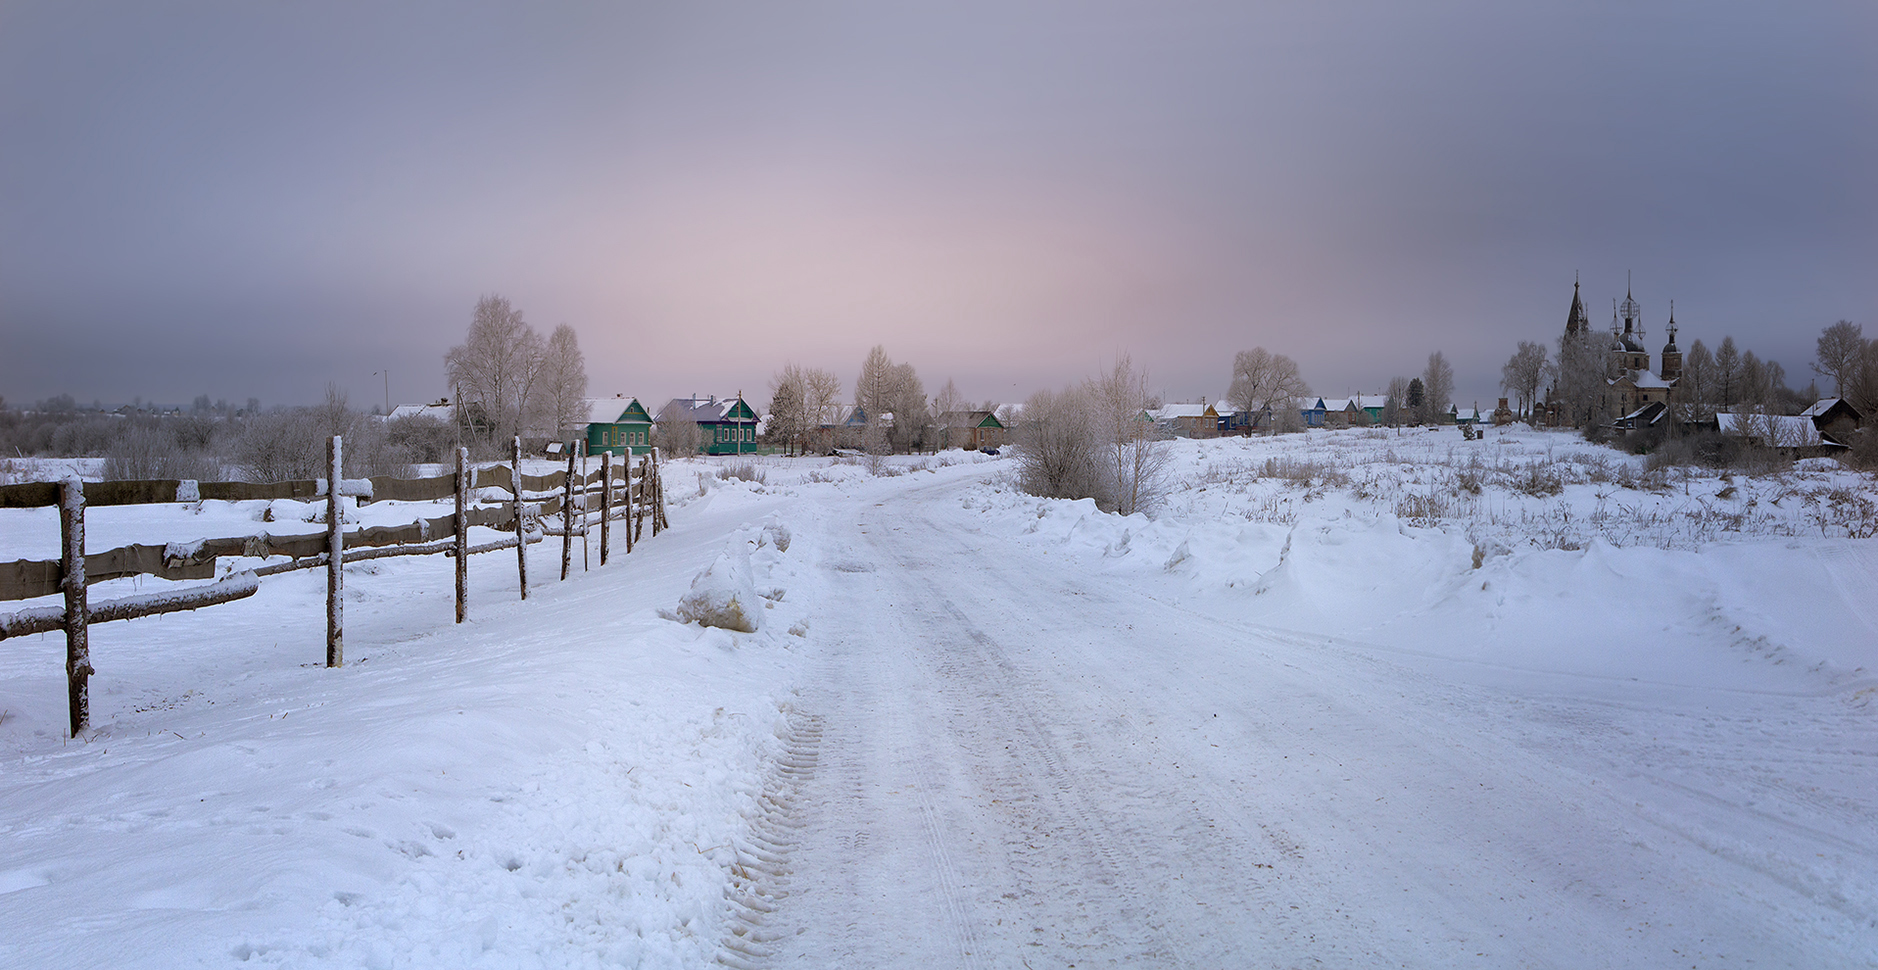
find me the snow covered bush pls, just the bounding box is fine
[1014,356,1167,515]
[677,545,762,633]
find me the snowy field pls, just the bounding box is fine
[2,427,1875,968]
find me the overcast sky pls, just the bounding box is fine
[3,1,1873,412]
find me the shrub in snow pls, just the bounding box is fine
[676,545,761,633]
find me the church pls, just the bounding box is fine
[1542,277,1686,427]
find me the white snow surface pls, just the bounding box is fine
[2,430,1876,968]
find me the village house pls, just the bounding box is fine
[662,395,761,456]
[935,410,1007,451]
[1320,394,1384,429]
[1146,402,1218,438]
[582,396,653,456]
[1799,398,1862,446]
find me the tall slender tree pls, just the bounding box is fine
[538,323,589,440]
[1421,351,1454,424]
[445,295,545,449]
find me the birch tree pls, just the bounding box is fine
[1500,341,1548,418]
[538,323,590,440]
[445,295,545,449]
[1814,321,1864,397]
[1421,351,1454,424]
[1227,348,1308,431]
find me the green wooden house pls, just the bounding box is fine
[663,395,762,455]
[936,410,1008,450]
[584,396,654,455]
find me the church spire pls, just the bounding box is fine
[1566,275,1588,335]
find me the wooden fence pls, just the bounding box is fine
[0,437,669,736]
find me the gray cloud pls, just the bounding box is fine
[3,1,1872,410]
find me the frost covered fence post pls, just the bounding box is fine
[579,440,589,574]
[600,450,612,566]
[557,446,575,580]
[512,436,528,600]
[326,435,343,668]
[454,446,469,624]
[60,476,92,736]
[649,447,664,536]
[629,454,643,548]
[654,447,669,533]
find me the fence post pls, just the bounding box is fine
[512,436,528,600]
[327,435,343,668]
[649,447,661,537]
[636,454,648,543]
[60,476,91,736]
[455,446,469,623]
[626,454,639,552]
[600,450,612,565]
[580,440,589,573]
[561,446,575,581]
[652,447,667,534]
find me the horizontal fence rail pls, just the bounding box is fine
[0,438,668,736]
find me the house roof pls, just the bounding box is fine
[584,396,650,425]
[937,410,1002,429]
[1150,403,1212,421]
[1799,398,1857,420]
[1717,412,1822,442]
[661,396,757,424]
[387,403,453,421]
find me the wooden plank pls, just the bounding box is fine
[198,479,322,501]
[81,480,184,506]
[0,571,261,640]
[366,474,457,503]
[0,481,59,508]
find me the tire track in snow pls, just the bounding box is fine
[715,713,823,970]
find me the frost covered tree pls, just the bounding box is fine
[768,365,808,455]
[537,324,590,440]
[933,379,964,421]
[1091,354,1167,516]
[802,367,843,452]
[1383,376,1411,426]
[445,295,545,450]
[1681,339,1714,415]
[1421,352,1454,424]
[1847,336,1878,416]
[1500,341,1548,419]
[1013,384,1103,502]
[652,400,701,457]
[1552,328,1605,427]
[1713,336,1742,409]
[855,345,895,419]
[885,362,929,453]
[1814,321,1863,397]
[1227,348,1307,433]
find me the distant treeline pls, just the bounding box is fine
[0,388,459,483]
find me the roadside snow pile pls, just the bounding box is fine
[0,487,815,969]
[678,543,763,633]
[970,429,1878,695]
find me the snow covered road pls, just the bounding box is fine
[3,442,1874,968]
[759,473,1878,968]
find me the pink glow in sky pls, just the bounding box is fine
[3,2,1873,410]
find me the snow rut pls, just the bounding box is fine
[714,713,823,970]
